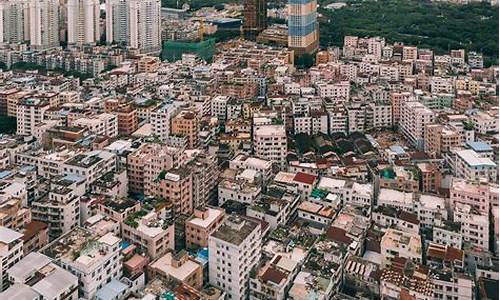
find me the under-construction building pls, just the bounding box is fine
[243,0,267,39]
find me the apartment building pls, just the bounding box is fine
[62,150,117,187]
[149,250,203,289]
[155,168,193,215]
[185,206,225,249]
[150,100,184,142]
[380,228,422,267]
[5,252,78,299]
[122,211,174,259]
[450,177,498,213]
[0,227,23,291]
[454,149,497,182]
[29,0,60,50]
[106,0,161,53]
[67,0,100,45]
[16,98,51,136]
[399,101,435,150]
[424,124,463,156]
[42,228,122,299]
[31,176,83,239]
[454,202,489,250]
[316,81,350,100]
[72,113,118,138]
[171,110,199,149]
[209,216,262,300]
[253,124,287,167]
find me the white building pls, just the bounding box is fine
[377,188,415,213]
[106,0,161,53]
[454,149,497,183]
[454,202,489,250]
[43,228,123,300]
[209,216,261,300]
[416,194,448,229]
[62,150,117,187]
[67,0,100,45]
[380,228,422,267]
[150,100,184,142]
[399,101,435,150]
[253,124,287,167]
[0,0,29,44]
[29,0,59,50]
[16,98,51,136]
[316,81,350,100]
[0,227,23,291]
[5,252,78,299]
[31,176,84,239]
[72,113,118,138]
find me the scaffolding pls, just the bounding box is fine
[161,38,216,63]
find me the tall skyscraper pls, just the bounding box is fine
[67,0,100,45]
[287,0,319,56]
[0,0,30,44]
[105,0,161,54]
[29,0,60,50]
[243,0,267,39]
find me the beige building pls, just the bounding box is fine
[155,167,193,216]
[424,124,462,157]
[380,228,422,267]
[185,206,225,249]
[148,250,203,290]
[127,143,184,195]
[171,110,199,149]
[122,211,175,259]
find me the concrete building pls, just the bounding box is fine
[67,0,100,45]
[72,113,118,138]
[149,250,203,290]
[185,206,225,249]
[454,149,497,182]
[454,202,489,250]
[29,0,60,50]
[380,228,422,267]
[106,0,161,53]
[399,101,435,150]
[171,110,199,149]
[42,228,122,299]
[5,252,78,299]
[16,98,51,136]
[287,0,319,55]
[31,176,83,239]
[253,124,287,167]
[209,216,261,300]
[450,178,498,214]
[0,227,23,291]
[0,0,29,44]
[155,168,194,215]
[122,211,175,259]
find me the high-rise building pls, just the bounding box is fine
[208,216,261,299]
[29,0,60,50]
[243,0,267,38]
[106,0,161,53]
[67,0,100,45]
[287,0,319,56]
[0,0,30,44]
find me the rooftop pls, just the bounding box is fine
[211,216,259,246]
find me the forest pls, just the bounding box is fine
[318,0,499,66]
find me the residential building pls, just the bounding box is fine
[185,206,225,249]
[42,228,122,299]
[67,0,100,45]
[208,216,261,300]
